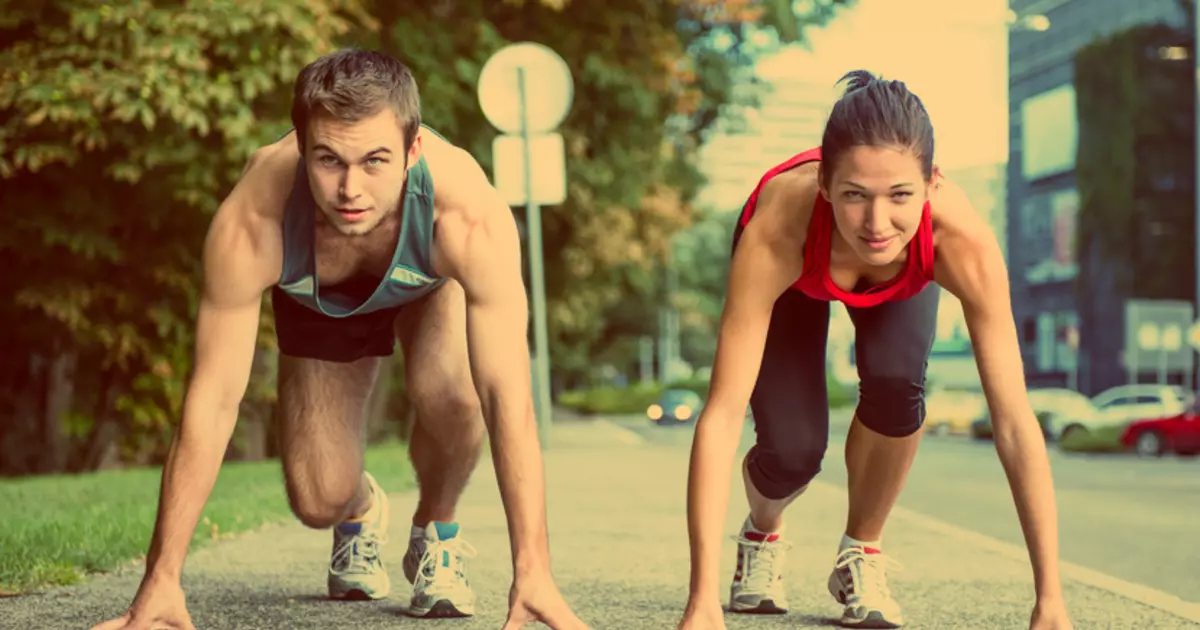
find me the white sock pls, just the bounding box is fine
[742,515,783,539]
[347,477,380,523]
[840,533,881,552]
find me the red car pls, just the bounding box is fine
[1120,406,1200,457]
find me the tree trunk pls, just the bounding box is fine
[40,350,76,474]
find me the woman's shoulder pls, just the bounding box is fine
[750,160,821,244]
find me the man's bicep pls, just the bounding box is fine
[189,212,273,410]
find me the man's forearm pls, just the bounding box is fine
[145,401,239,580]
[994,413,1063,600]
[484,396,551,575]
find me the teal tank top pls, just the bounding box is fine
[275,133,447,317]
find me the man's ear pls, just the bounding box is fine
[406,130,424,171]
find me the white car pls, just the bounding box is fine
[1090,384,1195,425]
[1026,388,1106,441]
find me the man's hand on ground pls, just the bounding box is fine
[501,571,590,630]
[90,575,195,630]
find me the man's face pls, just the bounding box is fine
[304,108,421,237]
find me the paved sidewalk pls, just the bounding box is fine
[5,419,1199,629]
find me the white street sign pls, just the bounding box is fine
[492,133,566,206]
[477,42,574,135]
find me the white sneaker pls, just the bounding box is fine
[728,526,792,614]
[406,522,478,618]
[827,545,905,628]
[327,472,390,600]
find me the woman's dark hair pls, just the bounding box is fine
[819,69,935,187]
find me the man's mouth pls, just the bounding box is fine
[337,208,368,222]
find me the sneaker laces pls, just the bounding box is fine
[330,528,388,575]
[731,533,793,593]
[418,537,478,590]
[834,546,902,606]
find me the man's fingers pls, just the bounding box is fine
[543,603,590,630]
[501,609,529,630]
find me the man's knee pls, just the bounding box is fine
[285,467,364,528]
[857,376,925,437]
[746,443,825,500]
[412,385,484,440]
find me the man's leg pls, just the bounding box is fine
[270,286,400,601]
[393,279,484,618]
[828,282,940,628]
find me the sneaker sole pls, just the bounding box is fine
[328,581,391,601]
[729,599,788,614]
[409,599,475,618]
[830,582,902,629]
[839,610,903,629]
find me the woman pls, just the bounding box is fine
[675,71,1073,630]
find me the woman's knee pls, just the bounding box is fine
[745,443,826,500]
[857,376,926,437]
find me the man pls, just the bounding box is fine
[92,49,588,630]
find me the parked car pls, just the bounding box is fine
[1090,384,1194,425]
[1120,404,1200,457]
[647,389,703,426]
[925,387,986,436]
[969,387,1101,441]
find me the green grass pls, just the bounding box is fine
[1058,424,1129,453]
[0,440,416,596]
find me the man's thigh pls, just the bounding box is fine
[271,288,393,485]
[393,279,481,423]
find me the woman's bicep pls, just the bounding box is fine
[705,221,803,418]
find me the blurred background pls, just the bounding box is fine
[2,0,1200,604]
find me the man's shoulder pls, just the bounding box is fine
[421,130,497,222]
[238,132,302,221]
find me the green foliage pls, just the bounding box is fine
[558,372,853,415]
[1073,23,1195,300]
[0,0,374,472]
[1,0,856,473]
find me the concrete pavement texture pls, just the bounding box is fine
[5,419,1199,629]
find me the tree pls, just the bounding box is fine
[0,0,375,474]
[371,0,853,388]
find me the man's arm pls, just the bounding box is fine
[434,150,549,575]
[933,180,1064,605]
[142,152,284,582]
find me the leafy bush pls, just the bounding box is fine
[558,373,853,415]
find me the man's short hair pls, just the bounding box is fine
[291,49,421,151]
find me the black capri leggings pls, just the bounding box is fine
[731,221,940,500]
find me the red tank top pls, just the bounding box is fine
[737,147,935,309]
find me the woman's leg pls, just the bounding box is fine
[829,282,940,628]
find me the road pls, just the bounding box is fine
[616,408,1200,607]
[5,415,1199,629]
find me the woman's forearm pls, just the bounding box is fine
[993,412,1064,601]
[686,408,747,603]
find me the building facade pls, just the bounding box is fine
[1007,0,1189,395]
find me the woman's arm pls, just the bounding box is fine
[932,180,1064,606]
[683,168,814,613]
